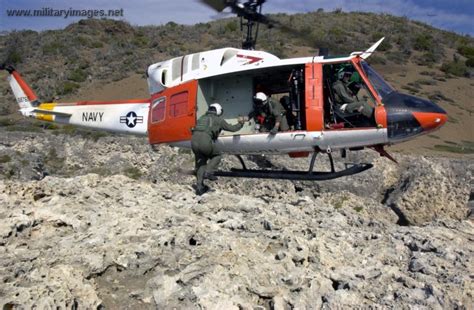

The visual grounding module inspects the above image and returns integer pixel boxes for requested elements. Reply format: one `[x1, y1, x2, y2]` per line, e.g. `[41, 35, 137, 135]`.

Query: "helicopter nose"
[412, 111, 447, 132]
[383, 92, 447, 142]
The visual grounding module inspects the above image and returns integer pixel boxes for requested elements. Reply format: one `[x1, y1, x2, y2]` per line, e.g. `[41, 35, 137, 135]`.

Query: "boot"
[204, 172, 218, 181]
[195, 184, 210, 196]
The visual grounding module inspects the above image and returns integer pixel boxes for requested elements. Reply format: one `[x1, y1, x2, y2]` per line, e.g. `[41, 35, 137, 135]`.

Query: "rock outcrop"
[0, 130, 472, 309]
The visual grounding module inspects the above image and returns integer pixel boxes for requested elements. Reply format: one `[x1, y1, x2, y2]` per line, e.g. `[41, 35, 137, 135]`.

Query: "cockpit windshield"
[360, 61, 395, 99]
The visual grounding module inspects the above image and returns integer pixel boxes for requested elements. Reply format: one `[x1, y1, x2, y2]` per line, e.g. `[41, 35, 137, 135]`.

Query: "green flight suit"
[268, 98, 290, 131]
[332, 80, 374, 118]
[191, 111, 243, 191]
[249, 98, 289, 132]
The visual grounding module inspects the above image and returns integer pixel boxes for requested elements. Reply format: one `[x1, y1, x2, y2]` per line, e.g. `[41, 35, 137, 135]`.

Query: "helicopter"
[1, 0, 447, 181]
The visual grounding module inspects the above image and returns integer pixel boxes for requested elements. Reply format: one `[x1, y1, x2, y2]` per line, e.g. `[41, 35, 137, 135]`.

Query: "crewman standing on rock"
[191, 103, 245, 195]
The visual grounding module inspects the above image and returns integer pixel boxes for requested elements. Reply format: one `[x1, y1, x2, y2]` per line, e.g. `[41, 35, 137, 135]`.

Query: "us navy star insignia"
[120, 111, 143, 128]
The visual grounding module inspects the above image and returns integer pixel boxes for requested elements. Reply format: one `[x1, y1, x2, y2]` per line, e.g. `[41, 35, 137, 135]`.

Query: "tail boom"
[2, 65, 150, 135]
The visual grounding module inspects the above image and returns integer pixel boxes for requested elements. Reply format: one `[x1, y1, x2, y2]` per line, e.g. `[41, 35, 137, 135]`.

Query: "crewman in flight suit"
[332, 70, 374, 119]
[250, 92, 289, 134]
[191, 103, 245, 195]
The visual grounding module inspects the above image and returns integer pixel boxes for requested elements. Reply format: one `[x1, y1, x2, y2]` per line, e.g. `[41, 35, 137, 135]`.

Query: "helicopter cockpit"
[323, 61, 381, 129]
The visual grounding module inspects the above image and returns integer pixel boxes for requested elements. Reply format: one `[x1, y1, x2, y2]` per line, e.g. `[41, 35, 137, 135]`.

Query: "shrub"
[6, 50, 22, 64]
[0, 154, 11, 163]
[415, 52, 437, 66]
[224, 21, 238, 33]
[132, 36, 149, 47]
[42, 42, 64, 55]
[59, 81, 80, 94]
[440, 60, 468, 77]
[67, 68, 87, 82]
[368, 55, 386, 65]
[124, 166, 142, 180]
[466, 57, 474, 67]
[90, 41, 104, 48]
[414, 34, 434, 51]
[457, 45, 474, 58]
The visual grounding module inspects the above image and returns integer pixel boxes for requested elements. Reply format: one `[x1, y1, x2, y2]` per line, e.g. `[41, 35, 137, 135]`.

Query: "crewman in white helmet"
[250, 92, 289, 134]
[191, 103, 246, 195]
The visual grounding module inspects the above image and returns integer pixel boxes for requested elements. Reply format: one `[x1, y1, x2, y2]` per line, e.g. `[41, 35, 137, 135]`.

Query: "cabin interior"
[196, 61, 377, 136]
[196, 65, 304, 136]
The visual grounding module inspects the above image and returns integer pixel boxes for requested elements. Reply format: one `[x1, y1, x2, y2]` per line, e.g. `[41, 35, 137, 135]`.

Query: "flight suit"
[332, 80, 374, 118]
[249, 98, 289, 132]
[268, 98, 290, 132]
[191, 111, 243, 192]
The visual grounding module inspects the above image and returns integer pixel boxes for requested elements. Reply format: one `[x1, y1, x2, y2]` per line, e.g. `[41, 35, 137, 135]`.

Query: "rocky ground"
[0, 129, 473, 309]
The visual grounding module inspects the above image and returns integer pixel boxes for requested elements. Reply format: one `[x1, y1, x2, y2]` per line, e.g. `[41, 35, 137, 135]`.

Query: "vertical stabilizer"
[2, 64, 40, 109]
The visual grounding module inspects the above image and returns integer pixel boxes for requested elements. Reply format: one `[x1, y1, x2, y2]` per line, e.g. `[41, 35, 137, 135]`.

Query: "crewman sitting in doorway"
[249, 92, 289, 134]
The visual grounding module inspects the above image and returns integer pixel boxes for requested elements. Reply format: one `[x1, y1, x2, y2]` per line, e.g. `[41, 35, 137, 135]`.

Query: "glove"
[340, 104, 348, 112]
[270, 127, 278, 135]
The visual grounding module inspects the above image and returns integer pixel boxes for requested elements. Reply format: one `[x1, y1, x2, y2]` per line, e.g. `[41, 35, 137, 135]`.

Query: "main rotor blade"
[199, 0, 233, 12]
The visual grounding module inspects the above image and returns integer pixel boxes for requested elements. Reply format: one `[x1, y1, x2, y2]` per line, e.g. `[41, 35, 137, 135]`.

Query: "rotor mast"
[201, 0, 269, 50]
[239, 0, 264, 50]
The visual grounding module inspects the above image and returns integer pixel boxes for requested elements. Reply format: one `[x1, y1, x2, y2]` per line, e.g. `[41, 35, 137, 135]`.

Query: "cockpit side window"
[360, 61, 395, 99]
[329, 62, 377, 106]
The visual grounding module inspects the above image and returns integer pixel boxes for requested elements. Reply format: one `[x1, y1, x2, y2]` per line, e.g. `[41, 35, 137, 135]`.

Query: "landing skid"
[214, 153, 373, 181]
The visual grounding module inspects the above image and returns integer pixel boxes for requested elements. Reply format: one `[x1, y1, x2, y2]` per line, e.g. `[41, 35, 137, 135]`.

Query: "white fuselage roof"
[146, 47, 353, 95]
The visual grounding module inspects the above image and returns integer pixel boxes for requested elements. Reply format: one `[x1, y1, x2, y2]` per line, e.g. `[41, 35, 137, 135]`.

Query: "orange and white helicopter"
[2, 0, 447, 181]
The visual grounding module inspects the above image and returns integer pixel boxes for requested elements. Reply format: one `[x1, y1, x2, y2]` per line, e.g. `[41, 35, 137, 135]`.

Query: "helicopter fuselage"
[5, 45, 447, 158]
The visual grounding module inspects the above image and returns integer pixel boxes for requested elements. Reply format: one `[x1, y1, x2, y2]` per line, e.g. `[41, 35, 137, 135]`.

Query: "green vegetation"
[458, 45, 474, 58]
[415, 52, 437, 66]
[401, 84, 420, 94]
[45, 148, 65, 173]
[59, 81, 80, 95]
[5, 125, 43, 132]
[42, 41, 65, 55]
[427, 90, 453, 103]
[415, 79, 437, 86]
[0, 118, 14, 127]
[414, 34, 434, 51]
[0, 154, 12, 163]
[55, 125, 108, 141]
[457, 44, 474, 67]
[466, 58, 474, 68]
[6, 50, 22, 64]
[224, 21, 238, 33]
[67, 68, 87, 83]
[123, 166, 143, 180]
[441, 60, 469, 77]
[353, 206, 363, 213]
[334, 195, 350, 209]
[432, 141, 474, 154]
[88, 166, 112, 176]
